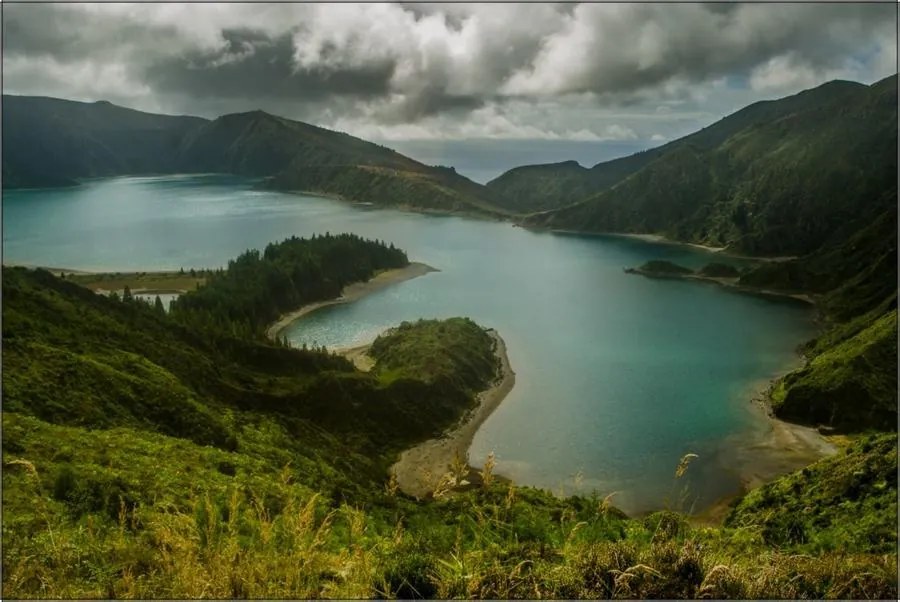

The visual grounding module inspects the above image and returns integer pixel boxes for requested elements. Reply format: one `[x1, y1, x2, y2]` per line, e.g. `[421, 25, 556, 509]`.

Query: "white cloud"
[2, 2, 896, 142]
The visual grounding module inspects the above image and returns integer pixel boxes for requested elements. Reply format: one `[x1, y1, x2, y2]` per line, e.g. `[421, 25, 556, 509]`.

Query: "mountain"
[177, 110, 507, 215]
[2, 96, 507, 216]
[488, 79, 873, 215]
[1, 95, 206, 188]
[175, 109, 421, 176]
[523, 76, 897, 257]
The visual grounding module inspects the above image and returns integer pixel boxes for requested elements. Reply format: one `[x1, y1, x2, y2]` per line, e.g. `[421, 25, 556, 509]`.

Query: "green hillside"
[727, 433, 897, 553]
[3, 237, 898, 598]
[489, 79, 872, 217]
[265, 164, 510, 216]
[1, 95, 206, 188]
[175, 110, 423, 176]
[485, 160, 596, 213]
[729, 204, 898, 432]
[525, 76, 896, 257]
[2, 96, 505, 215]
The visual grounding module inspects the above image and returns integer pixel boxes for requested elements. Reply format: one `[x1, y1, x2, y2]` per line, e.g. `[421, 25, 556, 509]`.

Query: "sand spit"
[391, 330, 515, 499]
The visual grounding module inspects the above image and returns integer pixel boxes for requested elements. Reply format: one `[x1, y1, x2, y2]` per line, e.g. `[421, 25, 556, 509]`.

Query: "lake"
[3, 174, 818, 513]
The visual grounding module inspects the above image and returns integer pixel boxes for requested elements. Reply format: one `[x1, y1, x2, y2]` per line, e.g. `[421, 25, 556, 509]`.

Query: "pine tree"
[154, 295, 165, 315]
[122, 285, 134, 302]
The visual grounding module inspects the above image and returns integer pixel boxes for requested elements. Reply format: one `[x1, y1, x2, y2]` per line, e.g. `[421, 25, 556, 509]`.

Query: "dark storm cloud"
[2, 4, 180, 62]
[143, 28, 396, 102]
[2, 2, 896, 140]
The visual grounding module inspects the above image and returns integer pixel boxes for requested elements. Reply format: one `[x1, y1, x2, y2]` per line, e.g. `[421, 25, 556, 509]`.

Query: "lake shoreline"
[265, 262, 438, 340]
[692, 371, 838, 525]
[269, 186, 512, 222]
[544, 229, 799, 263]
[625, 267, 816, 305]
[391, 329, 516, 499]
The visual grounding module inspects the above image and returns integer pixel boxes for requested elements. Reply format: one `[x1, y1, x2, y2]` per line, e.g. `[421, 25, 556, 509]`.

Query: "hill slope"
[175, 109, 422, 176]
[1, 95, 207, 188]
[524, 76, 897, 257]
[489, 79, 873, 215]
[2, 96, 506, 215]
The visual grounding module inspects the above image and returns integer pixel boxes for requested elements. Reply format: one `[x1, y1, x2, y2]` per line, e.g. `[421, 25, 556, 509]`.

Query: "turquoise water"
[3, 175, 817, 513]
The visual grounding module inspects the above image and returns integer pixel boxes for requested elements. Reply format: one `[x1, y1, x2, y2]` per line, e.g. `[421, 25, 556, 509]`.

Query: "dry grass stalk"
[675, 453, 699, 478]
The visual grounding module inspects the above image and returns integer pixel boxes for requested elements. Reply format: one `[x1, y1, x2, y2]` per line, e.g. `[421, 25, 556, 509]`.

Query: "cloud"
[500, 3, 894, 98]
[2, 2, 896, 143]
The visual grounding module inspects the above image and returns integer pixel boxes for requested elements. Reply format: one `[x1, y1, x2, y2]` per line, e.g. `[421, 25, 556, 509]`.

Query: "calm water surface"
[3, 175, 817, 513]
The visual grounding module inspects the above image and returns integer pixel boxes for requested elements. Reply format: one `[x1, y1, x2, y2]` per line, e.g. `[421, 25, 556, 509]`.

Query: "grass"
[67, 271, 207, 292]
[698, 263, 741, 278]
[727, 433, 898, 553]
[4, 414, 896, 598]
[770, 310, 897, 431]
[635, 260, 694, 275]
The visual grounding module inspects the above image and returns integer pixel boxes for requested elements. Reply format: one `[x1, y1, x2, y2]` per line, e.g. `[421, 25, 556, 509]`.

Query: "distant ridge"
[488, 78, 876, 216]
[520, 74, 897, 257]
[2, 95, 507, 216]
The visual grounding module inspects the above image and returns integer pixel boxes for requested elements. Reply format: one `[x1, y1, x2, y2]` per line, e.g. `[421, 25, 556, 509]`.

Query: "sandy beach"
[391, 329, 516, 499]
[265, 262, 437, 339]
[692, 376, 838, 525]
[612, 232, 728, 253]
[619, 233, 801, 263]
[334, 343, 376, 371]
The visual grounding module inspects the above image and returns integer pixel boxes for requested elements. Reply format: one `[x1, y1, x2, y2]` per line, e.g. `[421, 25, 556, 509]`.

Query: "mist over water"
[4, 175, 817, 513]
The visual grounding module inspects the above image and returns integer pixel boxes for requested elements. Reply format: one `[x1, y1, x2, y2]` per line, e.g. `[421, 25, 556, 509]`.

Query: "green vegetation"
[770, 310, 897, 432]
[491, 80, 877, 216]
[370, 318, 498, 391]
[634, 260, 694, 275]
[2, 97, 505, 216]
[727, 433, 897, 553]
[176, 110, 416, 175]
[2, 96, 205, 189]
[526, 76, 896, 258]
[68, 270, 207, 293]
[486, 160, 598, 213]
[170, 233, 408, 337]
[265, 164, 508, 217]
[698, 263, 741, 278]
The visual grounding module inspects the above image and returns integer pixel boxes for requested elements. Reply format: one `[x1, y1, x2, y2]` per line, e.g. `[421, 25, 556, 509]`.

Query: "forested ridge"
[170, 233, 408, 338]
[1, 96, 503, 216]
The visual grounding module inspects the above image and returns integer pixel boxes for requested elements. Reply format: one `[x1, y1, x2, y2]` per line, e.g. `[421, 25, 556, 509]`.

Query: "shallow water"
[3, 175, 817, 513]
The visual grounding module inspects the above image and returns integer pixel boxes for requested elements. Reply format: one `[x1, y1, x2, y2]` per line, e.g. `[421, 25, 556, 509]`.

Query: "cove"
[3, 174, 818, 513]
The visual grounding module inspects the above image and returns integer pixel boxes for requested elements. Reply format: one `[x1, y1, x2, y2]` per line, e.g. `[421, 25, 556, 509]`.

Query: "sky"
[3, 2, 897, 182]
